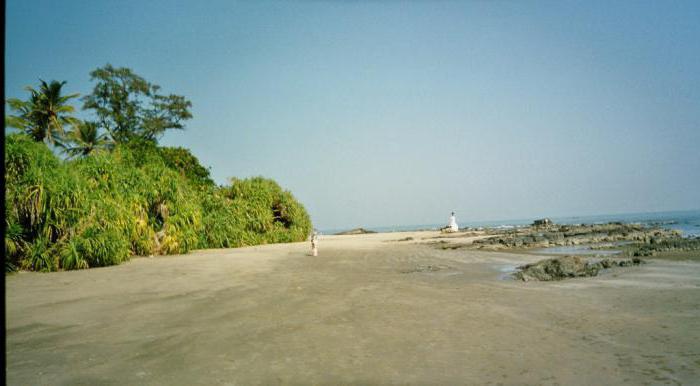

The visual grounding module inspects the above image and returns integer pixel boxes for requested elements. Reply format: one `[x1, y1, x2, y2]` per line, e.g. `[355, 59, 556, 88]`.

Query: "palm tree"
[6, 80, 80, 145]
[62, 121, 112, 158]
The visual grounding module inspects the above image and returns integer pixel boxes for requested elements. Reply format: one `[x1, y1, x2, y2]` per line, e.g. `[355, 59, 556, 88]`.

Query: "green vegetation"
[199, 177, 312, 248]
[157, 146, 215, 187]
[6, 80, 80, 145]
[82, 64, 193, 143]
[62, 121, 112, 158]
[5, 66, 312, 272]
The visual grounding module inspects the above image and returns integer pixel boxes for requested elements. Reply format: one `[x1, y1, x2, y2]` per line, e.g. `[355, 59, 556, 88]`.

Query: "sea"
[323, 209, 700, 238]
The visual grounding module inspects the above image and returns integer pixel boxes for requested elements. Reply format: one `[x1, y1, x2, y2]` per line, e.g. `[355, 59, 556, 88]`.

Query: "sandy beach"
[6, 231, 700, 385]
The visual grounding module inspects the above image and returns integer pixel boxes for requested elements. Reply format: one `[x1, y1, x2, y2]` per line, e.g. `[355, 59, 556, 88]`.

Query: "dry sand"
[6, 231, 700, 385]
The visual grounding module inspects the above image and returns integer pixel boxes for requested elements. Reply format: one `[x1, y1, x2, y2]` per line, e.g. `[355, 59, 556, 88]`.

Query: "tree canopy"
[5, 80, 80, 145]
[62, 121, 112, 158]
[82, 64, 193, 143]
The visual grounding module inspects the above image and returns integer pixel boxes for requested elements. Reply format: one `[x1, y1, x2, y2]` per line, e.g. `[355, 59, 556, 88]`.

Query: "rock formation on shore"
[629, 236, 700, 256]
[334, 228, 377, 235]
[513, 256, 645, 281]
[532, 218, 553, 227]
[472, 223, 680, 250]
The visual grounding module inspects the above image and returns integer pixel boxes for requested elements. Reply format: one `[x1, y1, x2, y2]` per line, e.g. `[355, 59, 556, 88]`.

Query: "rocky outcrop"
[334, 228, 377, 235]
[628, 237, 700, 256]
[513, 256, 600, 281]
[472, 223, 680, 251]
[532, 218, 553, 227]
[513, 256, 645, 281]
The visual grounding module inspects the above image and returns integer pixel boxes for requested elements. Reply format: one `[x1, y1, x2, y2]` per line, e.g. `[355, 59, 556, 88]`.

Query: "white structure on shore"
[447, 212, 459, 232]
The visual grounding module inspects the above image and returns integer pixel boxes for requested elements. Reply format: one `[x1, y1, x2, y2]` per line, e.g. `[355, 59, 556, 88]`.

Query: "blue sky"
[6, 0, 700, 230]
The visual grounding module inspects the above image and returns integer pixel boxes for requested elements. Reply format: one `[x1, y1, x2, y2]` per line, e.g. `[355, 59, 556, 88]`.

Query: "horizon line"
[320, 207, 700, 233]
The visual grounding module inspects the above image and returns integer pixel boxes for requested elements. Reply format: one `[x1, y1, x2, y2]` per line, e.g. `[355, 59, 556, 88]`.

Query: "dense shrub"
[4, 133, 312, 272]
[199, 177, 312, 248]
[158, 146, 215, 187]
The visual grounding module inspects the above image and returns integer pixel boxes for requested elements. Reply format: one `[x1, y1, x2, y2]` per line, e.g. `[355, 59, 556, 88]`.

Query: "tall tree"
[82, 64, 193, 143]
[5, 80, 80, 145]
[62, 121, 112, 158]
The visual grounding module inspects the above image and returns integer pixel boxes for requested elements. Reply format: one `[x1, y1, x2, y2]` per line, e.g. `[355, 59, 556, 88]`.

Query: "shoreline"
[7, 229, 700, 384]
[324, 208, 700, 237]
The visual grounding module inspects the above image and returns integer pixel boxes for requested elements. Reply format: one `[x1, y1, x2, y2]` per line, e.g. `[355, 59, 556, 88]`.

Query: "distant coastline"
[324, 209, 700, 237]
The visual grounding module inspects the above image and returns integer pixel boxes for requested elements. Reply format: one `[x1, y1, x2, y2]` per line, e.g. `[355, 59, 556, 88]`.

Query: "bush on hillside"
[158, 146, 215, 187]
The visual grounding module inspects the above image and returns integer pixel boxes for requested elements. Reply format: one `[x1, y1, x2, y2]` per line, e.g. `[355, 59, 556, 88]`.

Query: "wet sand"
[6, 231, 700, 385]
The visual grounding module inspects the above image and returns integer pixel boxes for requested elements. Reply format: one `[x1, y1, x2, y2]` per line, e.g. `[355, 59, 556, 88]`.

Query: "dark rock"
[471, 223, 680, 251]
[334, 228, 377, 235]
[513, 256, 646, 281]
[533, 218, 553, 227]
[513, 256, 600, 282]
[628, 237, 700, 256]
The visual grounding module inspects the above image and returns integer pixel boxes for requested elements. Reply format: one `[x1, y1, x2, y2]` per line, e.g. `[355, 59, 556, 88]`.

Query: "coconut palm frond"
[5, 80, 80, 145]
[62, 121, 112, 158]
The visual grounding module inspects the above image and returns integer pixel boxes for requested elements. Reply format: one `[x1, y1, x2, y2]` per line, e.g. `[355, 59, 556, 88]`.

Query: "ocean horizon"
[322, 209, 700, 238]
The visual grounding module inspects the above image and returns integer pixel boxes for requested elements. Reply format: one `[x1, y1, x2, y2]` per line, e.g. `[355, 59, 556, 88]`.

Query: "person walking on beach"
[310, 231, 319, 256]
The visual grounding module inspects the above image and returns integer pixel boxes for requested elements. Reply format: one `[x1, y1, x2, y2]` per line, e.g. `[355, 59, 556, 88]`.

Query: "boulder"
[334, 227, 377, 235]
[532, 218, 553, 227]
[513, 256, 599, 281]
[514, 256, 646, 281]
